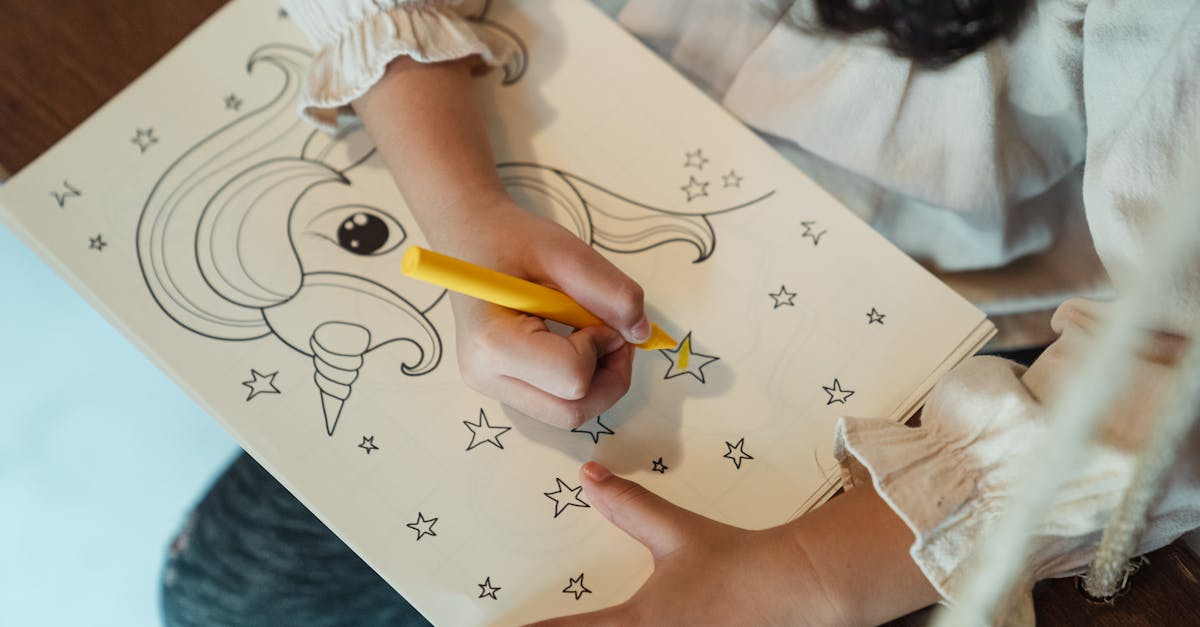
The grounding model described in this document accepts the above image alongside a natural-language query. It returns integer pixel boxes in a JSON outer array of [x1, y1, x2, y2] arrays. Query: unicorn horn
[[310, 321, 371, 436]]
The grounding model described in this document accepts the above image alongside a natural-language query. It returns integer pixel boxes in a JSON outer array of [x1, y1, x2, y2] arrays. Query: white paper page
[[0, 1, 991, 624]]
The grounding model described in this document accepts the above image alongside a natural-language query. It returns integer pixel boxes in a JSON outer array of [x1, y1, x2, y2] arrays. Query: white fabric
[[280, 0, 523, 132], [836, 300, 1200, 621], [279, 0, 1200, 621]]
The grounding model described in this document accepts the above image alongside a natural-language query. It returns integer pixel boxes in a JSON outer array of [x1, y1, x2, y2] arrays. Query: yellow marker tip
[[636, 323, 677, 351]]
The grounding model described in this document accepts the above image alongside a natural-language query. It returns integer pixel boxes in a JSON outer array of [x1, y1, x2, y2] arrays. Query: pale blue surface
[[0, 223, 238, 627]]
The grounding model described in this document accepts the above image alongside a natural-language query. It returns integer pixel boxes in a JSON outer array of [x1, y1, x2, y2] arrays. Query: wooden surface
[[0, 0, 228, 176], [3, 1, 1198, 624]]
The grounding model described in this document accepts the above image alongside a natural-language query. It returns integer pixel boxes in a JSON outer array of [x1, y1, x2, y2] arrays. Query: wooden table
[[3, 1, 1197, 624]]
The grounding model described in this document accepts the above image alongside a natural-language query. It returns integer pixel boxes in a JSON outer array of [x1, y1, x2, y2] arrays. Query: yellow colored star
[[659, 332, 719, 383]]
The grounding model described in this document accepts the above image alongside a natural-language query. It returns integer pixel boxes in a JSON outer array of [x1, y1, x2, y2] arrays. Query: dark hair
[[812, 0, 1030, 66]]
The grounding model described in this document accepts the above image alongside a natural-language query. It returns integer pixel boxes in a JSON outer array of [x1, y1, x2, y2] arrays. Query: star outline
[[683, 148, 709, 170], [406, 512, 438, 541], [242, 369, 280, 400], [464, 408, 512, 451], [680, 175, 710, 202], [800, 220, 827, 246], [659, 332, 720, 384], [131, 127, 158, 153], [50, 180, 82, 208], [544, 477, 590, 518], [571, 416, 615, 444], [358, 436, 379, 454], [478, 576, 501, 600], [823, 378, 855, 405], [769, 285, 797, 309], [562, 573, 592, 600], [723, 438, 754, 469]]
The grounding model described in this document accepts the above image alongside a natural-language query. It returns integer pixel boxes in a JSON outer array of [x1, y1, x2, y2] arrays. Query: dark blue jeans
[[160, 453, 431, 626]]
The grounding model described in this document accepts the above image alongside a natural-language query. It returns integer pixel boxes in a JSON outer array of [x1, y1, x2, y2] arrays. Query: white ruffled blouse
[[279, 0, 1200, 622]]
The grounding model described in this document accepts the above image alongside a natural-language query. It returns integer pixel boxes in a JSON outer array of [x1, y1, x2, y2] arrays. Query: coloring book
[[0, 1, 993, 624]]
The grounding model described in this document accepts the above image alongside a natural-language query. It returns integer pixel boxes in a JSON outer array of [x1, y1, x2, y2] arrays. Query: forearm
[[781, 485, 937, 625], [352, 55, 510, 253]]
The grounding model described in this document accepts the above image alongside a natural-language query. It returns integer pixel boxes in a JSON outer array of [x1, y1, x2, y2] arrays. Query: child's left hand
[[528, 462, 839, 627]]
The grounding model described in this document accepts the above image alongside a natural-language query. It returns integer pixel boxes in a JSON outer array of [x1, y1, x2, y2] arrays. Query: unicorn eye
[[308, 205, 406, 256]]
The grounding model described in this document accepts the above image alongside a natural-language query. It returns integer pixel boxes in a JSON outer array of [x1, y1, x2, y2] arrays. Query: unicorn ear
[[138, 44, 317, 340], [196, 158, 340, 310]]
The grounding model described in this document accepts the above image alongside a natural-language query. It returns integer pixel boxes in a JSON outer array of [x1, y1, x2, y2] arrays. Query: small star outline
[[406, 512, 438, 541], [131, 127, 158, 153], [478, 577, 501, 600], [224, 93, 243, 111], [722, 170, 743, 188], [88, 234, 107, 252], [242, 369, 280, 400], [651, 457, 668, 474], [571, 416, 615, 444], [867, 307, 886, 325], [723, 438, 754, 469], [769, 285, 797, 309], [50, 180, 82, 208], [800, 220, 827, 246], [563, 573, 593, 600], [823, 378, 855, 405], [683, 148, 709, 170], [358, 436, 379, 454], [680, 176, 710, 202]]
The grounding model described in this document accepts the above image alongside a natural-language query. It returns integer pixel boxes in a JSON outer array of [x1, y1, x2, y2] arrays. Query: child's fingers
[[493, 323, 625, 401], [465, 346, 634, 429], [578, 462, 705, 560], [461, 308, 621, 400], [543, 246, 651, 344]]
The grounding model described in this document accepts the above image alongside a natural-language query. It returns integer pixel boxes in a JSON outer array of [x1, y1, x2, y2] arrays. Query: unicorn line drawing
[[136, 34, 773, 437]]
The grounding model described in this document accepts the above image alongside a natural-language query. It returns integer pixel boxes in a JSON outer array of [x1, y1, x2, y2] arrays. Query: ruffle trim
[[297, 4, 524, 133], [834, 416, 978, 603], [832, 357, 1040, 619]]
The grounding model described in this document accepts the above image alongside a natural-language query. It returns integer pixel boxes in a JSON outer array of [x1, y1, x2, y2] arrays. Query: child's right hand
[[436, 197, 649, 428], [352, 55, 647, 428]]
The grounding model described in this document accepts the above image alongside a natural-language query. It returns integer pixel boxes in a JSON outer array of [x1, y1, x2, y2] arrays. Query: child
[[162, 1, 1200, 624]]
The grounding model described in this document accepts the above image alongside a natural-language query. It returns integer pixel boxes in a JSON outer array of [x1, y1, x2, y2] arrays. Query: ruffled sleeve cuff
[[833, 302, 1200, 624], [282, 0, 525, 132], [834, 356, 1040, 605]]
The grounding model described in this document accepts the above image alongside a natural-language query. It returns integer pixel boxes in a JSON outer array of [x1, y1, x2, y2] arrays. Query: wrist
[[770, 524, 853, 626], [413, 190, 521, 254]]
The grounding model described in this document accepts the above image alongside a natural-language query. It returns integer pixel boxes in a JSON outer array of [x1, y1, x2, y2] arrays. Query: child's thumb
[[579, 462, 696, 560]]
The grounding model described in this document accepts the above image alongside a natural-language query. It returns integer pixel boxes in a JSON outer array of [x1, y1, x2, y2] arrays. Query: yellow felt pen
[[401, 246, 677, 350]]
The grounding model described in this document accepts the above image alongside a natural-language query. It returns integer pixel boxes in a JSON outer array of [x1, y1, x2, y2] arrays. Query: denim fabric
[[160, 454, 431, 627]]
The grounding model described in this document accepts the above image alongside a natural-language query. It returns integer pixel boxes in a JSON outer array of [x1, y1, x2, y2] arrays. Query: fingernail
[[629, 315, 651, 343], [582, 461, 611, 482]]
